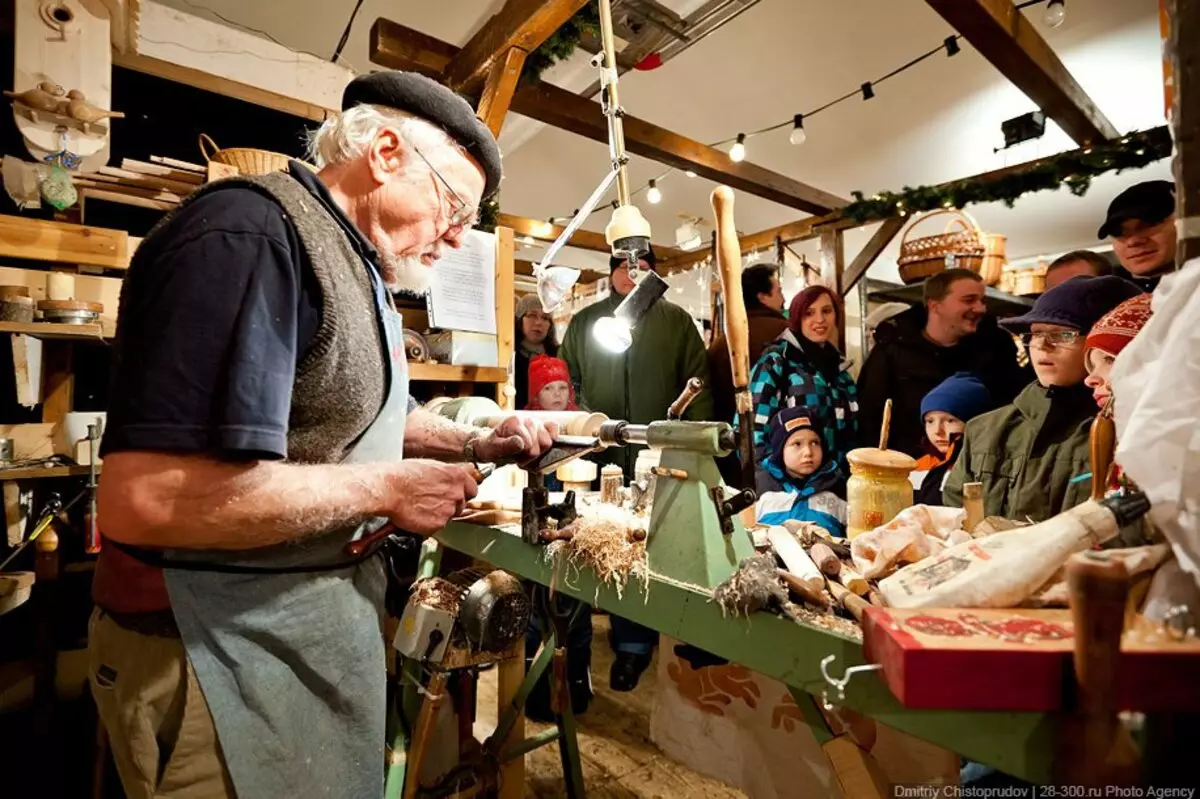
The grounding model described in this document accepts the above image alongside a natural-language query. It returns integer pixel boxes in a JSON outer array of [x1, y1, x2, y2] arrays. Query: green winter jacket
[[943, 381, 1096, 522], [560, 291, 714, 477]]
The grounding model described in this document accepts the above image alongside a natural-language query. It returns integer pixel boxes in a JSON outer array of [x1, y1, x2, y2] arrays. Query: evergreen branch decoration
[[520, 3, 602, 87], [842, 127, 1173, 223], [475, 195, 499, 233]]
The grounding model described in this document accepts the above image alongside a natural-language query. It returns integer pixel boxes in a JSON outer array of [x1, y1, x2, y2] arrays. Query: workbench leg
[[557, 698, 586, 799], [790, 689, 889, 799], [497, 655, 525, 799]]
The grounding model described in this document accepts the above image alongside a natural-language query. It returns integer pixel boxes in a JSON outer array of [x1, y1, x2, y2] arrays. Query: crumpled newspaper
[[850, 504, 968, 579], [1111, 260, 1200, 593]]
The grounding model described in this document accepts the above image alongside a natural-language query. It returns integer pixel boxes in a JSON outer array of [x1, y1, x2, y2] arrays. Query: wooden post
[[41, 343, 73, 423], [494, 226, 516, 408], [476, 47, 527, 138], [1167, 0, 1199, 265], [496, 653, 525, 799], [819, 229, 846, 351]]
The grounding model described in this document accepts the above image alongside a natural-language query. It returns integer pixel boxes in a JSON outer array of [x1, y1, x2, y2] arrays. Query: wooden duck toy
[[4, 81, 65, 113], [65, 90, 125, 124]]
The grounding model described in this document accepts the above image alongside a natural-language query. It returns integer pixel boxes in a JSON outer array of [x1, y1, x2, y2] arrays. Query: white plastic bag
[[1111, 260, 1200, 592]]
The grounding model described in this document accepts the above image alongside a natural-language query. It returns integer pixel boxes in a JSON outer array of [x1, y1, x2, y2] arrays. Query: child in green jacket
[[943, 276, 1142, 521]]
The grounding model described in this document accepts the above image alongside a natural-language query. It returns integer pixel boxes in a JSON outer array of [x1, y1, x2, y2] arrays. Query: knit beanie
[[515, 294, 543, 320], [920, 372, 994, 422], [1085, 293, 1153, 356], [527, 354, 575, 409], [767, 406, 824, 465], [999, 275, 1143, 333]]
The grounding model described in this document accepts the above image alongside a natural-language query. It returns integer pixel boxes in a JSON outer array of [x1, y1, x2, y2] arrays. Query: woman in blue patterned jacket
[[747, 285, 858, 492]]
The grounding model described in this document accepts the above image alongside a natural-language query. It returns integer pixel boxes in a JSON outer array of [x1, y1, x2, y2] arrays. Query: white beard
[[380, 251, 432, 295]]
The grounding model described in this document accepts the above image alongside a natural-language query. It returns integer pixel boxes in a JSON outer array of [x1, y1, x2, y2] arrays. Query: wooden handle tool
[[827, 580, 871, 623], [962, 482, 984, 534], [711, 186, 756, 484], [1090, 411, 1117, 501], [810, 542, 841, 577], [878, 399, 892, 451], [668, 377, 704, 420], [778, 568, 830, 609]]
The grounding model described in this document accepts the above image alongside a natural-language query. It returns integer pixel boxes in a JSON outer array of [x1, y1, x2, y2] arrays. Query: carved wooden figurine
[[4, 81, 65, 112], [64, 90, 124, 124]]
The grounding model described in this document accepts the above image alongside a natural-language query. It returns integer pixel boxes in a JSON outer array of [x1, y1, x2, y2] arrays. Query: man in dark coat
[[856, 269, 1030, 458], [708, 262, 788, 486]]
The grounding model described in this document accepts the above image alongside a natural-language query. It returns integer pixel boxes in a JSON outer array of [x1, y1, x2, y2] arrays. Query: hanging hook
[[819, 654, 882, 707]]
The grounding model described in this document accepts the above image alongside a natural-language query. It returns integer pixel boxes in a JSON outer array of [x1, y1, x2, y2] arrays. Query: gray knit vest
[[143, 171, 385, 464]]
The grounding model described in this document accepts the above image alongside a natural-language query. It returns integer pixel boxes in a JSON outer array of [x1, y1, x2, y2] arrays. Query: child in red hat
[[526, 354, 578, 411]]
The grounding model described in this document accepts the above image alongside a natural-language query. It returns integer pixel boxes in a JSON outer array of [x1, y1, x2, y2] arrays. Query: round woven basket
[[896, 209, 986, 285], [199, 133, 295, 176]]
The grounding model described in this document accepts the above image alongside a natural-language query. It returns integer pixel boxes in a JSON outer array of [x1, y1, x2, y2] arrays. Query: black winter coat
[[856, 306, 1031, 458]]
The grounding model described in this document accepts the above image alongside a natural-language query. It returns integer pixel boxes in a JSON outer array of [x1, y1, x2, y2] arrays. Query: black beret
[[342, 71, 503, 199], [609, 245, 657, 271]]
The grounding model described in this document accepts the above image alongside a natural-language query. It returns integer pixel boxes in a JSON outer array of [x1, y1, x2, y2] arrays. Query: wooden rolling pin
[[1090, 411, 1117, 500], [828, 580, 871, 622], [767, 525, 823, 590], [778, 569, 830, 609], [963, 482, 984, 534], [837, 562, 870, 596], [1057, 551, 1140, 786], [810, 542, 841, 577], [711, 186, 755, 484]]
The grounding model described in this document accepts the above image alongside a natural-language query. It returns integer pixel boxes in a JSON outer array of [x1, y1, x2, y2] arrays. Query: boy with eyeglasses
[[943, 275, 1142, 521]]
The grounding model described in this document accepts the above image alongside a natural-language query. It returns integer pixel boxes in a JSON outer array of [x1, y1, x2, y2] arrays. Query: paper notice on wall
[[426, 229, 497, 334]]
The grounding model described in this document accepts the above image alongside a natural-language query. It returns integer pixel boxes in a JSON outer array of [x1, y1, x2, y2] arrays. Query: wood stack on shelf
[[71, 156, 205, 212]]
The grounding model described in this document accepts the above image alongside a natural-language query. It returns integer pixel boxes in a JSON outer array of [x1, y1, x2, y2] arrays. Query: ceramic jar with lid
[[845, 447, 918, 539]]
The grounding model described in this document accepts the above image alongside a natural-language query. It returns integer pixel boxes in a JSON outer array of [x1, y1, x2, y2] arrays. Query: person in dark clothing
[[512, 294, 558, 410], [856, 269, 1030, 459], [1099, 180, 1177, 291], [1044, 249, 1113, 290], [709, 261, 788, 487], [911, 372, 994, 506]]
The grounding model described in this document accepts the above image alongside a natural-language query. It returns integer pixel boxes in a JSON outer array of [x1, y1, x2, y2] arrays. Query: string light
[[1043, 0, 1066, 27], [789, 114, 806, 146], [944, 35, 960, 57], [861, 82, 875, 101], [729, 133, 747, 162], [646, 179, 662, 204]]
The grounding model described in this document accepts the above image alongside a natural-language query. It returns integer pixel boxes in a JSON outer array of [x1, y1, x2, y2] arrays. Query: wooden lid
[[847, 447, 917, 473], [37, 299, 103, 313], [0, 286, 30, 299]]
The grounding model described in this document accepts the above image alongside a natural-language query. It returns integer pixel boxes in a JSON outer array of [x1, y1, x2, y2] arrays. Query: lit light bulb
[[593, 315, 633, 353], [685, 170, 697, 178], [1043, 0, 1065, 28], [789, 114, 806, 146], [646, 179, 662, 204], [730, 133, 746, 162]]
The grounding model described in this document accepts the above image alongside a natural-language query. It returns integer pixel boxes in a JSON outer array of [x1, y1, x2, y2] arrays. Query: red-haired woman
[[747, 285, 858, 492]]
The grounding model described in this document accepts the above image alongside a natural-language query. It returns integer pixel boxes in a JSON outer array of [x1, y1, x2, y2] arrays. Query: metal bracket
[[709, 485, 755, 537], [819, 654, 882, 709], [521, 482, 578, 545]]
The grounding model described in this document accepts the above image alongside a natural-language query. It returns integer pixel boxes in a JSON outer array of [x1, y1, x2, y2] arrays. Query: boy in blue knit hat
[[912, 372, 994, 505], [755, 406, 847, 536]]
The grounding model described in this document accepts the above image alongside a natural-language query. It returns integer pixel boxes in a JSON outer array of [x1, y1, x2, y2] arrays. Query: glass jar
[[846, 447, 917, 539]]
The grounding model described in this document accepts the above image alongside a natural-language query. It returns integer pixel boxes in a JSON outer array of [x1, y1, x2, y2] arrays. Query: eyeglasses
[[1021, 330, 1081, 349], [410, 146, 478, 229]]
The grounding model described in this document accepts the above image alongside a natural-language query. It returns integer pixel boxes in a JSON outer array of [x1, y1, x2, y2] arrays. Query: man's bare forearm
[[99, 452, 402, 550], [403, 407, 479, 461]]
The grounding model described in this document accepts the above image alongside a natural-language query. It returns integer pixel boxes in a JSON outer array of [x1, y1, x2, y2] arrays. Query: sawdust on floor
[[474, 615, 747, 799]]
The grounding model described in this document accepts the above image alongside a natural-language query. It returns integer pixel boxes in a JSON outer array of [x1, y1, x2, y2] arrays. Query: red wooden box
[[862, 607, 1200, 712]]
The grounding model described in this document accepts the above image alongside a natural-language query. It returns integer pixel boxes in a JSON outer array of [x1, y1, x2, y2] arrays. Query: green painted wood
[[790, 686, 836, 746], [435, 521, 1058, 783], [645, 449, 754, 589], [644, 420, 729, 455]]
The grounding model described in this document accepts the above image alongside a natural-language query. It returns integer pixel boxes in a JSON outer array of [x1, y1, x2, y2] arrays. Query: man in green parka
[[559, 247, 713, 691]]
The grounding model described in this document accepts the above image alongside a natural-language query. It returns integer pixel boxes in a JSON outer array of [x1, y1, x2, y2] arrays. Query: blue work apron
[[163, 261, 409, 799]]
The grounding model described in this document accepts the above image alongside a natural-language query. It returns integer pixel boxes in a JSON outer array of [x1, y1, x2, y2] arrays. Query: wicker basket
[[199, 133, 293, 176], [1013, 265, 1047, 296], [980, 232, 1007, 287], [897, 209, 986, 285]]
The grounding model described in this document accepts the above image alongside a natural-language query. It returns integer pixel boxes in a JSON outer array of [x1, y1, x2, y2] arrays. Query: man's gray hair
[[305, 104, 463, 169]]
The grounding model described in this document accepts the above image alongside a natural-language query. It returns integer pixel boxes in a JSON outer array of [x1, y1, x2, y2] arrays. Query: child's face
[[782, 428, 823, 478], [923, 410, 965, 455], [537, 380, 570, 411], [1027, 323, 1087, 387], [1083, 347, 1117, 409]]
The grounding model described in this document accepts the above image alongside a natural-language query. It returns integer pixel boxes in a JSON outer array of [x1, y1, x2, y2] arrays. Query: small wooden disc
[[36, 299, 103, 314]]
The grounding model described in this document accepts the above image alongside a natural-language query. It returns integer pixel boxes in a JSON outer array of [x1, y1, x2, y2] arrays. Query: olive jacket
[[943, 381, 1096, 522]]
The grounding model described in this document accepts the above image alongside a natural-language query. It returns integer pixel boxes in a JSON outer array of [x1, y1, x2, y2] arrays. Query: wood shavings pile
[[544, 503, 647, 599], [409, 577, 463, 616], [713, 554, 788, 618]]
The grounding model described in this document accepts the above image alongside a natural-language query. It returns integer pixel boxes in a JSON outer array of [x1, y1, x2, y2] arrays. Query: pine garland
[[842, 126, 1172, 223], [474, 195, 499, 233], [519, 4, 602, 87]]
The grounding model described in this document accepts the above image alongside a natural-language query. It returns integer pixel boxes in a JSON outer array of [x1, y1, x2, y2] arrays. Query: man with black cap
[[559, 249, 713, 691], [88, 72, 554, 798], [1098, 179, 1178, 290]]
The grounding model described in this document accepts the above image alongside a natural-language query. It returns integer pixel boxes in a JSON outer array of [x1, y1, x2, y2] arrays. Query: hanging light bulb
[[789, 114, 807, 146], [646, 179, 662, 204], [685, 170, 697, 178], [1043, 0, 1065, 27], [729, 133, 746, 162]]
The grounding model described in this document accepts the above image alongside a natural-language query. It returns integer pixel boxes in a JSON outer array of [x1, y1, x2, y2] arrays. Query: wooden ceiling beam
[[924, 0, 1119, 146], [370, 18, 848, 215], [444, 0, 589, 93], [476, 47, 528, 137]]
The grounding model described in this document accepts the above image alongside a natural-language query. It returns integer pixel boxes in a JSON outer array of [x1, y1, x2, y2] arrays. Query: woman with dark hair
[[747, 285, 858, 491], [513, 295, 558, 410]]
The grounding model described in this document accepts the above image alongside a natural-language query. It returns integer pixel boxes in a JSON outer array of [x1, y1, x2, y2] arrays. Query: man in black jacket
[[1099, 180, 1177, 291], [856, 269, 1030, 458]]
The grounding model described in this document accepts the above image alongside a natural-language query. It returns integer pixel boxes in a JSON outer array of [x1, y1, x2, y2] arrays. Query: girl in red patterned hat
[[1084, 293, 1154, 412], [526, 354, 578, 411]]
